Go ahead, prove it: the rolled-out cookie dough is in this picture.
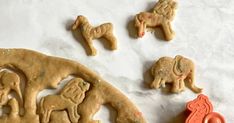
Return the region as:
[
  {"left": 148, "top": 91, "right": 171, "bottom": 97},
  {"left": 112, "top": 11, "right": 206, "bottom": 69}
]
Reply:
[{"left": 0, "top": 48, "right": 146, "bottom": 123}]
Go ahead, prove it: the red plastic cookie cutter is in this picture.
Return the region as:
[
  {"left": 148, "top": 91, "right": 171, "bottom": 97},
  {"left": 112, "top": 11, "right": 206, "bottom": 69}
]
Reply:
[{"left": 185, "top": 94, "right": 225, "bottom": 123}]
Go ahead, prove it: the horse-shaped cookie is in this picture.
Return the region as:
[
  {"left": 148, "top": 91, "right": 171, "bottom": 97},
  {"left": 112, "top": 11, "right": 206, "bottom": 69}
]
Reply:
[
  {"left": 135, "top": 0, "right": 177, "bottom": 41},
  {"left": 72, "top": 15, "right": 117, "bottom": 56}
]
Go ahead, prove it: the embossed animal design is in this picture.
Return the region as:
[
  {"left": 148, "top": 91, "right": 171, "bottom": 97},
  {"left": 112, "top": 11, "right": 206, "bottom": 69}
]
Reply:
[
  {"left": 150, "top": 55, "right": 202, "bottom": 93},
  {"left": 40, "top": 78, "right": 90, "bottom": 123},
  {"left": 186, "top": 94, "right": 225, "bottom": 123},
  {"left": 8, "top": 98, "right": 20, "bottom": 117},
  {"left": 0, "top": 70, "right": 22, "bottom": 107},
  {"left": 72, "top": 15, "right": 117, "bottom": 56},
  {"left": 135, "top": 0, "right": 177, "bottom": 41},
  {"left": 0, "top": 48, "right": 146, "bottom": 123},
  {"left": 50, "top": 111, "right": 71, "bottom": 123},
  {"left": 0, "top": 98, "right": 21, "bottom": 123},
  {"left": 186, "top": 94, "right": 213, "bottom": 123}
]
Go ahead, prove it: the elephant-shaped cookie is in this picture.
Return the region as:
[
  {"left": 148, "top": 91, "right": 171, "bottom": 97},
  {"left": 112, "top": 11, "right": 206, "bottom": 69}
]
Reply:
[{"left": 150, "top": 55, "right": 202, "bottom": 93}]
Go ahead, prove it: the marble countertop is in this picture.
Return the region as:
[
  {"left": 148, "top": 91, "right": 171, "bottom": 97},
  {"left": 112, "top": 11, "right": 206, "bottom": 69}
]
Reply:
[{"left": 0, "top": 0, "right": 234, "bottom": 122}]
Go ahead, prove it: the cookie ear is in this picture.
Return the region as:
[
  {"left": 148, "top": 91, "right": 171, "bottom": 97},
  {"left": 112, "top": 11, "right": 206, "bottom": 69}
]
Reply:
[{"left": 173, "top": 55, "right": 183, "bottom": 76}]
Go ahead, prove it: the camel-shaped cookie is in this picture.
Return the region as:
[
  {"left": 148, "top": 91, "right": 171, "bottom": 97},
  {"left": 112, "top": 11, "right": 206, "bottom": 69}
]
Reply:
[
  {"left": 72, "top": 15, "right": 118, "bottom": 56},
  {"left": 150, "top": 55, "right": 202, "bottom": 93},
  {"left": 135, "top": 0, "right": 177, "bottom": 41}
]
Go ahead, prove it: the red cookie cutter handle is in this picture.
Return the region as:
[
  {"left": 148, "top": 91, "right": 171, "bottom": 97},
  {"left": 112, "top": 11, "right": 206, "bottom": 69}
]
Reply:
[
  {"left": 185, "top": 94, "right": 225, "bottom": 123},
  {"left": 203, "top": 112, "right": 225, "bottom": 123}
]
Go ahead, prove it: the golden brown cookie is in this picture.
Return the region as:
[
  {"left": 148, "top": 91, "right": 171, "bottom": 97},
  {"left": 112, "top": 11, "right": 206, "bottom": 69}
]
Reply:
[
  {"left": 135, "top": 0, "right": 177, "bottom": 41},
  {"left": 72, "top": 15, "right": 118, "bottom": 56},
  {"left": 0, "top": 48, "right": 146, "bottom": 123},
  {"left": 150, "top": 55, "right": 202, "bottom": 93}
]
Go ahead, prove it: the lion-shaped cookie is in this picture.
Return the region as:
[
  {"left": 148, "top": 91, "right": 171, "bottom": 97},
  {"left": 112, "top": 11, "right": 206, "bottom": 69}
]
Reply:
[
  {"left": 39, "top": 78, "right": 90, "bottom": 123},
  {"left": 135, "top": 0, "right": 177, "bottom": 41}
]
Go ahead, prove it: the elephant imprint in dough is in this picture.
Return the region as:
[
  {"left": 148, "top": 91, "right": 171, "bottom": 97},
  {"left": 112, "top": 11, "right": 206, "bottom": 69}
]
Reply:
[
  {"left": 150, "top": 55, "right": 202, "bottom": 93},
  {"left": 0, "top": 70, "right": 22, "bottom": 107}
]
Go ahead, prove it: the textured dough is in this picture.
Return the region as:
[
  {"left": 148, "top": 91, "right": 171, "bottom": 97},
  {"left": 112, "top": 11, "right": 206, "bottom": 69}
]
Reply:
[{"left": 0, "top": 48, "right": 146, "bottom": 123}]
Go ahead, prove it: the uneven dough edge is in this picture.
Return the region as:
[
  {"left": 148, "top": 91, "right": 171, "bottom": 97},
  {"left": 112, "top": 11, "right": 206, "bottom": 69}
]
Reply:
[{"left": 0, "top": 48, "right": 146, "bottom": 123}]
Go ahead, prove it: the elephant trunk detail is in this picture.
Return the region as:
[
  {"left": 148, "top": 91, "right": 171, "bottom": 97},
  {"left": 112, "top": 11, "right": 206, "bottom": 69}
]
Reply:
[
  {"left": 187, "top": 70, "right": 202, "bottom": 93},
  {"left": 12, "top": 84, "right": 23, "bottom": 103}
]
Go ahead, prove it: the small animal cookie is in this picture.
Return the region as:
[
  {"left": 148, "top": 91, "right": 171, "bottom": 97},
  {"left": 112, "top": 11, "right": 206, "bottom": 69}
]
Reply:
[
  {"left": 135, "top": 0, "right": 177, "bottom": 41},
  {"left": 150, "top": 55, "right": 202, "bottom": 93},
  {"left": 186, "top": 94, "right": 225, "bottom": 123},
  {"left": 72, "top": 15, "right": 118, "bottom": 56}
]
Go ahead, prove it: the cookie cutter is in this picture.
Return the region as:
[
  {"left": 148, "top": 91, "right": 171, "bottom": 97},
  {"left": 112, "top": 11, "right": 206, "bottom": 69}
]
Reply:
[{"left": 186, "top": 94, "right": 225, "bottom": 123}]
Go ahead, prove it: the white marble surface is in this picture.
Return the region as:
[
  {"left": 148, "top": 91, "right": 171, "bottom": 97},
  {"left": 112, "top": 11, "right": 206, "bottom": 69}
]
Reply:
[{"left": 0, "top": 0, "right": 234, "bottom": 122}]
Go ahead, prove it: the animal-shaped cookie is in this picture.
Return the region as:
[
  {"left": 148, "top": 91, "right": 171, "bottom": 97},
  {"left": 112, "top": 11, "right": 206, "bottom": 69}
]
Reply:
[
  {"left": 40, "top": 78, "right": 90, "bottom": 123},
  {"left": 150, "top": 55, "right": 202, "bottom": 93},
  {"left": 135, "top": 0, "right": 177, "bottom": 41},
  {"left": 72, "top": 15, "right": 117, "bottom": 56}
]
